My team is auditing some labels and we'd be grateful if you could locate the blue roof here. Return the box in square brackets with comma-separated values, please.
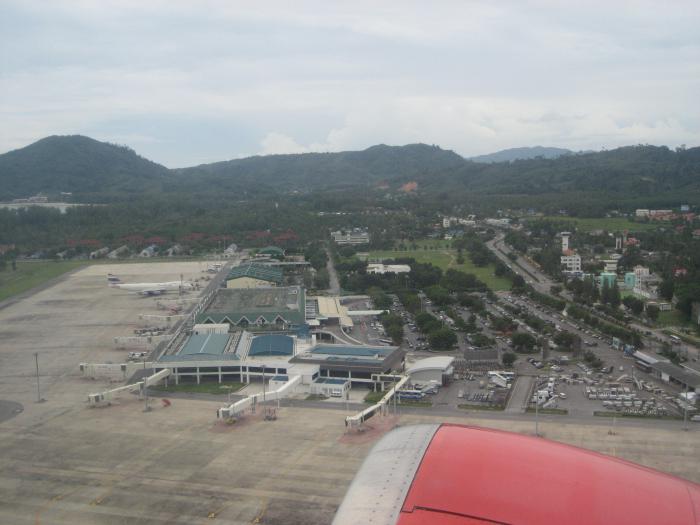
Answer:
[311, 344, 394, 358]
[249, 334, 294, 356]
[179, 334, 231, 356]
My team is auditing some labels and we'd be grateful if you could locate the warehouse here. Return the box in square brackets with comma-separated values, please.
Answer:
[407, 356, 454, 386]
[225, 262, 283, 289]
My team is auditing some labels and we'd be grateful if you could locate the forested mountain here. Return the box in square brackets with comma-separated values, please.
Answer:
[0, 135, 170, 201]
[469, 146, 573, 163]
[1, 136, 699, 207]
[174, 143, 465, 192]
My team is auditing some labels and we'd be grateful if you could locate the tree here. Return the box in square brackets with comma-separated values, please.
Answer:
[502, 352, 517, 368]
[511, 332, 537, 353]
[313, 268, 330, 289]
[646, 304, 660, 321]
[415, 312, 442, 334]
[428, 327, 457, 351]
[623, 296, 644, 315]
[553, 331, 580, 351]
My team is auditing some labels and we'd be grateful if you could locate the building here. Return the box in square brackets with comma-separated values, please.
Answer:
[197, 286, 305, 329]
[635, 209, 650, 217]
[139, 244, 158, 257]
[89, 247, 110, 259]
[107, 245, 129, 259]
[225, 263, 283, 289]
[165, 244, 183, 257]
[561, 232, 571, 253]
[463, 348, 499, 367]
[256, 246, 285, 258]
[367, 263, 411, 275]
[602, 259, 618, 273]
[624, 272, 636, 289]
[331, 228, 370, 245]
[407, 356, 454, 385]
[648, 361, 700, 392]
[223, 243, 238, 258]
[598, 272, 617, 288]
[560, 252, 581, 272]
[310, 377, 350, 397]
[290, 343, 403, 387]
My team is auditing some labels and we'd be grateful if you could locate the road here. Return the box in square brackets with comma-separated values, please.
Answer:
[326, 245, 341, 294]
[486, 232, 699, 362]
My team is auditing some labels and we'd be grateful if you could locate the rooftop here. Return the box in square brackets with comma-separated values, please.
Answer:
[311, 344, 395, 358]
[407, 356, 454, 374]
[227, 263, 283, 284]
[179, 333, 231, 356]
[249, 334, 294, 357]
[650, 361, 700, 388]
[198, 286, 305, 325]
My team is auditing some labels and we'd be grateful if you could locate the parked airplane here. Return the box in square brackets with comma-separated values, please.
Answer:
[107, 274, 195, 296]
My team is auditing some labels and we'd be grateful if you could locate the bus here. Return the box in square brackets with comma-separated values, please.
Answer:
[669, 335, 682, 345]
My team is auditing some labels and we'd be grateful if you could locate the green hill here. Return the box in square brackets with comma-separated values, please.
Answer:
[0, 135, 170, 201]
[174, 143, 465, 192]
[1, 136, 699, 206]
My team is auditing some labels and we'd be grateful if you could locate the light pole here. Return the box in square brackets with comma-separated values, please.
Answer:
[683, 383, 689, 431]
[534, 375, 539, 437]
[34, 352, 45, 403]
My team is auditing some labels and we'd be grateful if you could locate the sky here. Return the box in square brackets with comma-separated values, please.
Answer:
[1, 0, 699, 168]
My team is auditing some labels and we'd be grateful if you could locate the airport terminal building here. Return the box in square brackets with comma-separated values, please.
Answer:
[153, 285, 403, 391]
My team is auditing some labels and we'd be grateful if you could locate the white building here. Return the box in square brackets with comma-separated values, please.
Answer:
[331, 228, 370, 245]
[407, 356, 454, 385]
[561, 232, 571, 253]
[139, 244, 158, 257]
[107, 245, 129, 259]
[367, 263, 411, 275]
[560, 253, 581, 272]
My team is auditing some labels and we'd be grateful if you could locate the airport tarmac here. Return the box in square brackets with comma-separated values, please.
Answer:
[0, 261, 698, 524]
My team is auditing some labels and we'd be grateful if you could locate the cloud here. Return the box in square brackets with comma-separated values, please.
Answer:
[0, 1, 699, 165]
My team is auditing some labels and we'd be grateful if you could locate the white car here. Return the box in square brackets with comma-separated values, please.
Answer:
[558, 392, 567, 399]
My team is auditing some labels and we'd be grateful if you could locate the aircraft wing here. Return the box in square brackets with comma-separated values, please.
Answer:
[333, 424, 700, 525]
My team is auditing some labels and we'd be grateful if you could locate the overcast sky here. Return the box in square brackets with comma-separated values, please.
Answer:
[1, 1, 699, 167]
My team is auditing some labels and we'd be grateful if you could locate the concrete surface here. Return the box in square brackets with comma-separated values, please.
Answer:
[0, 262, 698, 524]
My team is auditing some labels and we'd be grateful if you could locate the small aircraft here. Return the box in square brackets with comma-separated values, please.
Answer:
[107, 274, 195, 296]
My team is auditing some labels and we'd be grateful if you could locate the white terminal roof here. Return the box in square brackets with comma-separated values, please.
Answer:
[311, 296, 354, 328]
[407, 356, 455, 375]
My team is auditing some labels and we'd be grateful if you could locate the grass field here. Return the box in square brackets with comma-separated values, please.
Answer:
[0, 261, 90, 302]
[657, 310, 692, 328]
[538, 216, 659, 233]
[150, 381, 245, 395]
[367, 246, 511, 291]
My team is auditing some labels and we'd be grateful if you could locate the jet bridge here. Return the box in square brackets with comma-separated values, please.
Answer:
[87, 368, 171, 406]
[345, 375, 409, 428]
[218, 375, 302, 419]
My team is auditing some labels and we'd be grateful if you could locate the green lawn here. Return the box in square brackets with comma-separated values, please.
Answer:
[150, 381, 245, 395]
[0, 261, 90, 302]
[367, 247, 511, 291]
[538, 216, 658, 233]
[657, 310, 692, 328]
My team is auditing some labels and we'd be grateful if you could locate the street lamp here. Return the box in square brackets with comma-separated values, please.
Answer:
[34, 352, 45, 403]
